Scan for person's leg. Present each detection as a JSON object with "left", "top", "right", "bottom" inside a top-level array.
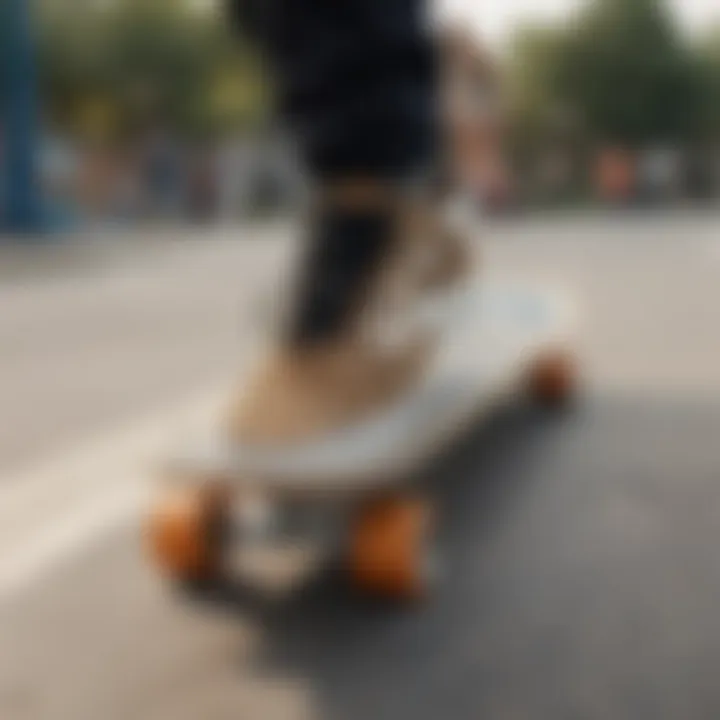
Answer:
[
  {"left": 234, "top": 0, "right": 447, "bottom": 339},
  {"left": 227, "top": 0, "right": 473, "bottom": 444},
  {"left": 233, "top": 0, "right": 439, "bottom": 183}
]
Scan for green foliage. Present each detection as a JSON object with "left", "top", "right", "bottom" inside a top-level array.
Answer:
[
  {"left": 36, "top": 0, "right": 270, "bottom": 139},
  {"left": 694, "top": 26, "right": 720, "bottom": 139},
  {"left": 505, "top": 0, "right": 715, "bottom": 150},
  {"left": 558, "top": 0, "right": 703, "bottom": 145},
  {"left": 505, "top": 24, "right": 571, "bottom": 154}
]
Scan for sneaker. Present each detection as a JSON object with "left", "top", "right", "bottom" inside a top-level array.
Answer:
[{"left": 226, "top": 180, "right": 476, "bottom": 445}]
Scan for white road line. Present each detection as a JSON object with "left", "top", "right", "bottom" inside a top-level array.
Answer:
[
  {"left": 0, "top": 336, "right": 267, "bottom": 603},
  {"left": 0, "top": 482, "right": 145, "bottom": 599},
  {"left": 0, "top": 382, "right": 230, "bottom": 602}
]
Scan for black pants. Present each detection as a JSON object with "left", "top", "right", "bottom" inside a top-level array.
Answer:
[{"left": 232, "top": 0, "right": 439, "bottom": 182}]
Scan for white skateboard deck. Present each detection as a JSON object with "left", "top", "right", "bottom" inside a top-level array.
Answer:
[{"left": 168, "top": 279, "right": 576, "bottom": 495}]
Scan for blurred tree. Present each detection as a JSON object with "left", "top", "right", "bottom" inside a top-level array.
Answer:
[
  {"left": 504, "top": 25, "right": 570, "bottom": 158},
  {"left": 555, "top": 0, "right": 705, "bottom": 147},
  {"left": 37, "top": 0, "right": 270, "bottom": 140},
  {"left": 685, "top": 25, "right": 720, "bottom": 196},
  {"left": 695, "top": 26, "right": 720, "bottom": 140},
  {"left": 504, "top": 24, "right": 589, "bottom": 202}
]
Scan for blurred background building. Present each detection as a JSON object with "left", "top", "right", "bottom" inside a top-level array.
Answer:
[{"left": 1, "top": 0, "right": 719, "bottom": 234}]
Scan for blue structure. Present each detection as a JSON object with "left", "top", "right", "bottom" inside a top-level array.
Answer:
[{"left": 1, "top": 0, "right": 44, "bottom": 235}]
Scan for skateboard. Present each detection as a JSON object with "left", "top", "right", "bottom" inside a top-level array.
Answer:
[{"left": 146, "top": 279, "right": 579, "bottom": 603}]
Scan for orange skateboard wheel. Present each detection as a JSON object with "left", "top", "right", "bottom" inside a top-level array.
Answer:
[
  {"left": 349, "top": 496, "right": 434, "bottom": 601},
  {"left": 528, "top": 349, "right": 577, "bottom": 406},
  {"left": 146, "top": 484, "right": 227, "bottom": 583}
]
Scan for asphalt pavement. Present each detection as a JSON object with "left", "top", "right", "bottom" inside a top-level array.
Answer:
[{"left": 1, "top": 212, "right": 719, "bottom": 720}]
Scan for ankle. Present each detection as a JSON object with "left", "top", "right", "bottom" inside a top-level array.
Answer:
[{"left": 288, "top": 181, "right": 404, "bottom": 348}]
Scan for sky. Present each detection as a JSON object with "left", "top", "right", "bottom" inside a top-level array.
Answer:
[{"left": 438, "top": 0, "right": 720, "bottom": 48}]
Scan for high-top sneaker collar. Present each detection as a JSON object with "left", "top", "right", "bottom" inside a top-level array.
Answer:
[{"left": 283, "top": 179, "right": 476, "bottom": 356}]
